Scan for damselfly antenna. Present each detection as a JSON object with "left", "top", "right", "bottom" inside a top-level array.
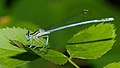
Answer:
[{"left": 26, "top": 17, "right": 114, "bottom": 52}]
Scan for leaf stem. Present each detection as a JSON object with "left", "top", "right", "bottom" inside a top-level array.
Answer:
[{"left": 68, "top": 58, "right": 80, "bottom": 68}]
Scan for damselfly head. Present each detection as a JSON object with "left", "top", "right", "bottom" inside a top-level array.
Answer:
[{"left": 26, "top": 30, "right": 31, "bottom": 41}]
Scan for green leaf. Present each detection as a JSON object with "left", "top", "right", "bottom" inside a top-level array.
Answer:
[
  {"left": 0, "top": 56, "right": 29, "bottom": 68},
  {"left": 104, "top": 62, "right": 120, "bottom": 68},
  {"left": 0, "top": 27, "right": 39, "bottom": 67},
  {"left": 26, "top": 47, "right": 68, "bottom": 65},
  {"left": 0, "top": 27, "right": 27, "bottom": 57},
  {"left": 0, "top": 27, "right": 29, "bottom": 51},
  {"left": 40, "top": 49, "right": 68, "bottom": 65},
  {"left": 0, "top": 27, "right": 68, "bottom": 67},
  {"left": 67, "top": 23, "right": 116, "bottom": 59}
]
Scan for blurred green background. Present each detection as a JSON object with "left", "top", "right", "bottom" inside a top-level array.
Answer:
[{"left": 0, "top": 0, "right": 120, "bottom": 68}]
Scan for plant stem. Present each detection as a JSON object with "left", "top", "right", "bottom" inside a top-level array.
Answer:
[{"left": 68, "top": 58, "right": 80, "bottom": 68}]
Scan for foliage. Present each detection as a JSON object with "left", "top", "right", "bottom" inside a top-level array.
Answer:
[
  {"left": 104, "top": 62, "right": 120, "bottom": 68},
  {"left": 67, "top": 23, "right": 116, "bottom": 59},
  {"left": 0, "top": 23, "right": 116, "bottom": 68}
]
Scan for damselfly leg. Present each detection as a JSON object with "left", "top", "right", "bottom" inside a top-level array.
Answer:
[
  {"left": 32, "top": 35, "right": 49, "bottom": 52},
  {"left": 42, "top": 35, "right": 49, "bottom": 45},
  {"left": 32, "top": 36, "right": 44, "bottom": 49},
  {"left": 29, "top": 37, "right": 34, "bottom": 48},
  {"left": 37, "top": 35, "right": 49, "bottom": 52}
]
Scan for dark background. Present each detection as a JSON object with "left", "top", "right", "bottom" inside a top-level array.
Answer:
[{"left": 0, "top": 0, "right": 120, "bottom": 68}]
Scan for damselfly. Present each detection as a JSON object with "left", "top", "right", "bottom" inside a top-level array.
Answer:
[{"left": 26, "top": 17, "right": 114, "bottom": 52}]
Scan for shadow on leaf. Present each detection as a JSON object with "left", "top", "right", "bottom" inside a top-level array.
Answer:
[
  {"left": 10, "top": 52, "right": 40, "bottom": 61},
  {"left": 9, "top": 39, "right": 41, "bottom": 61}
]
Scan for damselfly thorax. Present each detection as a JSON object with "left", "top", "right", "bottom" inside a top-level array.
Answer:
[{"left": 31, "top": 29, "right": 50, "bottom": 37}]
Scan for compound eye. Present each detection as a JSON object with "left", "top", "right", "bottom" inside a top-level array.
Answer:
[
  {"left": 26, "top": 30, "right": 30, "bottom": 35},
  {"left": 26, "top": 30, "right": 30, "bottom": 40}
]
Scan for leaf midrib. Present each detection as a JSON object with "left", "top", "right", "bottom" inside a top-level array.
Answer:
[{"left": 67, "top": 38, "right": 113, "bottom": 45}]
